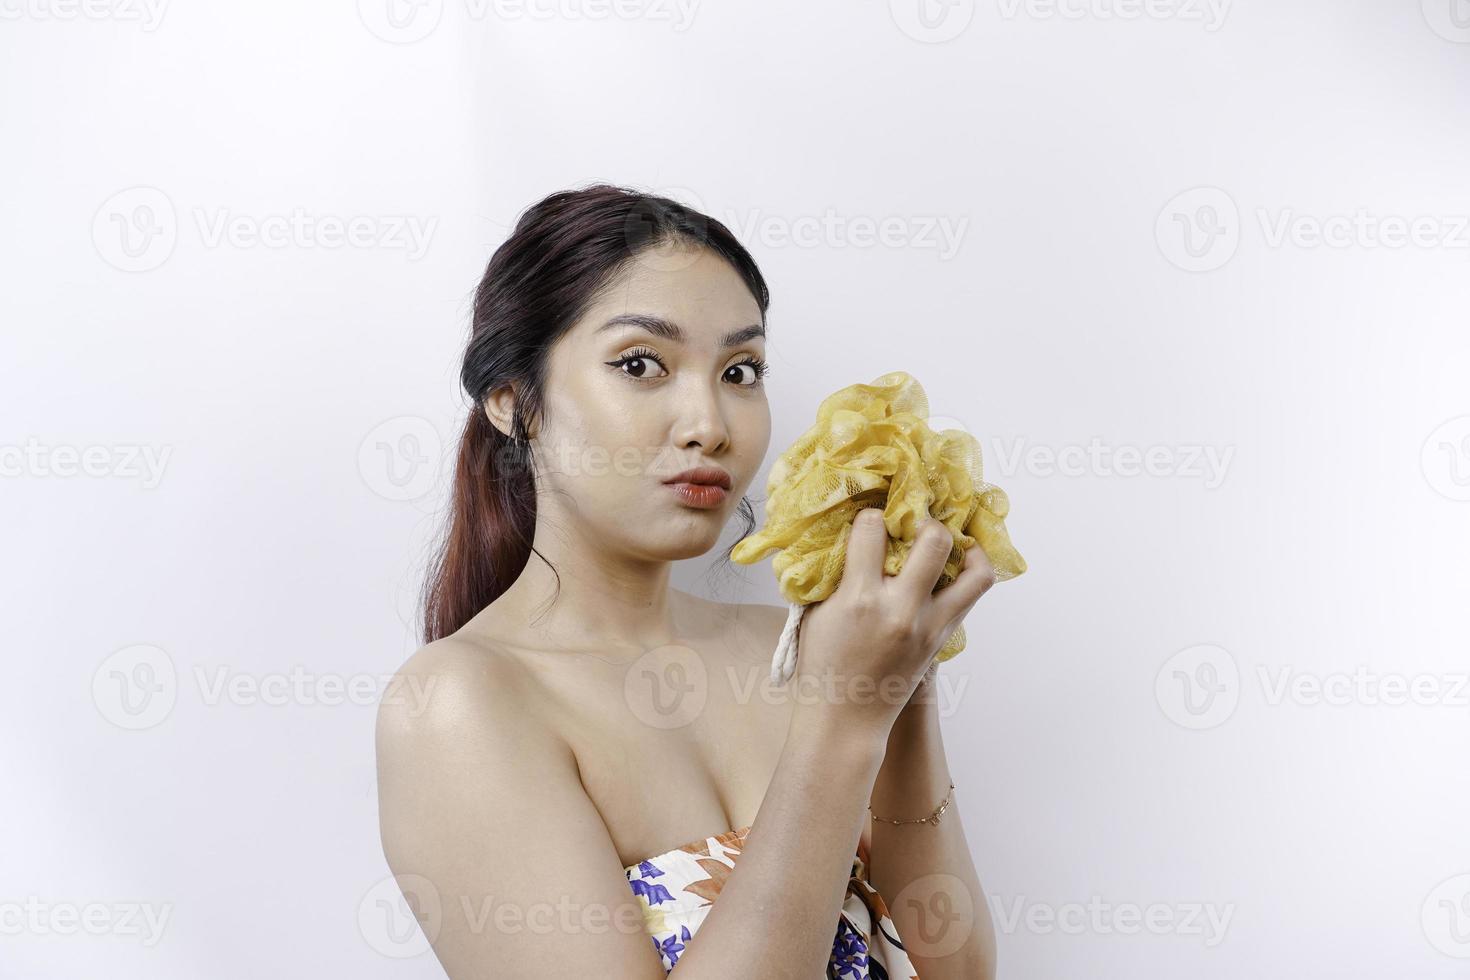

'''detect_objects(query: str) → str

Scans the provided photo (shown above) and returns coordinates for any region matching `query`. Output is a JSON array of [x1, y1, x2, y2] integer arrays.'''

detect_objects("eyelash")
[[606, 346, 770, 386]]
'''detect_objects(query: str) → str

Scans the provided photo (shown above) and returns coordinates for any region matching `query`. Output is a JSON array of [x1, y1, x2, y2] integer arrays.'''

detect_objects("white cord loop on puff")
[[770, 600, 805, 686]]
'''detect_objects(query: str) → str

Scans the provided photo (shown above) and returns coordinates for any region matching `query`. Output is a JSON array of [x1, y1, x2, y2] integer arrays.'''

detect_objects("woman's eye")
[[725, 359, 769, 386], [612, 353, 668, 379]]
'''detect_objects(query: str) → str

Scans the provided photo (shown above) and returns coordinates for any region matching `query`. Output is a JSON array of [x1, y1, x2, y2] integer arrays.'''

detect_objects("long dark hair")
[[421, 184, 770, 644]]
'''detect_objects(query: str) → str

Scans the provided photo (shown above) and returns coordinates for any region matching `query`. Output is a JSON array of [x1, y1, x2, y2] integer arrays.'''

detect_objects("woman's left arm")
[[866, 662, 998, 980]]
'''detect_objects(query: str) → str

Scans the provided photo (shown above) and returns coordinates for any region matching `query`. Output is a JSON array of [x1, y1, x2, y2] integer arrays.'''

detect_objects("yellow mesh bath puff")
[[731, 370, 1026, 686]]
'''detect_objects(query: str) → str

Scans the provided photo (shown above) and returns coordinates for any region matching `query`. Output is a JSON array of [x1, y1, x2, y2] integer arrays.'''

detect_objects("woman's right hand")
[[791, 508, 998, 739]]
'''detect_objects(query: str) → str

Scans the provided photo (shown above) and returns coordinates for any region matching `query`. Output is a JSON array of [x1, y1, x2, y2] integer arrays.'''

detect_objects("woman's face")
[[510, 241, 772, 561]]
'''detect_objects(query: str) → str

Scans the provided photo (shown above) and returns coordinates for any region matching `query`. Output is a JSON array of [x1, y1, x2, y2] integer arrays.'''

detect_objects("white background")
[[4, 1, 1470, 977]]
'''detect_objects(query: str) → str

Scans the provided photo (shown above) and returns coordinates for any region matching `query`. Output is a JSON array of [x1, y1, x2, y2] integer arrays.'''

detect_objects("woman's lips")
[[665, 482, 729, 508]]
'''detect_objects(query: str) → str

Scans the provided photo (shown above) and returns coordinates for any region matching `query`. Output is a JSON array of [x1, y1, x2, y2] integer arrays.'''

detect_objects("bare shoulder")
[[375, 633, 562, 760]]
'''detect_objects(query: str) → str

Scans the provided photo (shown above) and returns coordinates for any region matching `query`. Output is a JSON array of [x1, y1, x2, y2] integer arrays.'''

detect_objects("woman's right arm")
[[674, 512, 994, 977], [375, 512, 992, 977]]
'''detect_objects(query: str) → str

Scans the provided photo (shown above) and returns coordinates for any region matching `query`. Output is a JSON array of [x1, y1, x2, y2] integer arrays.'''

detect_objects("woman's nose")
[[673, 384, 730, 453]]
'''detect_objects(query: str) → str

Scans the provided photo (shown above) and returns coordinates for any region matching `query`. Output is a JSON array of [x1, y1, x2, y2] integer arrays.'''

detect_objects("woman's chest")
[[521, 642, 794, 868]]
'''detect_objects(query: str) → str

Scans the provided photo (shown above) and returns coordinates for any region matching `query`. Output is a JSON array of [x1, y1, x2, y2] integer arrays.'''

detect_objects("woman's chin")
[[636, 520, 726, 560]]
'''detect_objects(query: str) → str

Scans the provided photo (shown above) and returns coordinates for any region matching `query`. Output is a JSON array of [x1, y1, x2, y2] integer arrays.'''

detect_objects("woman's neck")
[[485, 521, 685, 654]]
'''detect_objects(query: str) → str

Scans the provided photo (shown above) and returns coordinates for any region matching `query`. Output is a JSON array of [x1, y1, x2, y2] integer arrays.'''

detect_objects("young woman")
[[375, 185, 1000, 978]]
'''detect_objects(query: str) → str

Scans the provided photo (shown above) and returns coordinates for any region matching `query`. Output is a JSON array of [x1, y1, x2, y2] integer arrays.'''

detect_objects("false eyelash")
[[623, 345, 664, 364], [732, 356, 771, 382], [606, 346, 668, 375]]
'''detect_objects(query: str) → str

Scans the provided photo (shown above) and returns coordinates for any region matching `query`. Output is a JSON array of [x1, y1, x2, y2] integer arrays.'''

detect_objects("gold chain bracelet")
[[868, 783, 955, 826]]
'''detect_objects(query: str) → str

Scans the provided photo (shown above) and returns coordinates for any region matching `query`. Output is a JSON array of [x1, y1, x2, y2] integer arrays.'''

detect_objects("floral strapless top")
[[623, 824, 920, 979]]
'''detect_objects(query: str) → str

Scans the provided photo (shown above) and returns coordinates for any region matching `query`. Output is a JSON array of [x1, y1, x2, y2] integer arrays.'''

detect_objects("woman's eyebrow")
[[597, 314, 765, 348]]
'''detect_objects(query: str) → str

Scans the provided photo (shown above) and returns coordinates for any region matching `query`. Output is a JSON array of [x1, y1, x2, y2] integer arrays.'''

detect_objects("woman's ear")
[[483, 383, 517, 439]]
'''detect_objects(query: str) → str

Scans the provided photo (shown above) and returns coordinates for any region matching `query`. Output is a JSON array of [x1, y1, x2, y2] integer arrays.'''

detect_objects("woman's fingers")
[[838, 508, 889, 593], [841, 514, 996, 640], [929, 538, 997, 629], [894, 518, 955, 604]]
